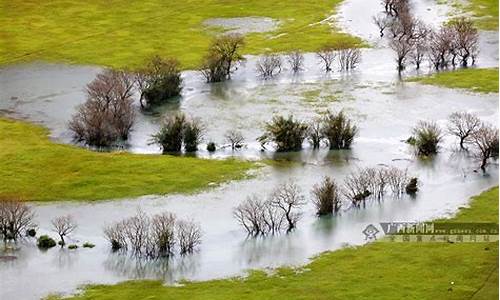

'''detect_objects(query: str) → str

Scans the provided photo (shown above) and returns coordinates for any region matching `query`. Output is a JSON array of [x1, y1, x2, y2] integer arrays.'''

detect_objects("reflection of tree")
[[236, 235, 301, 266], [53, 248, 79, 269], [103, 252, 200, 283]]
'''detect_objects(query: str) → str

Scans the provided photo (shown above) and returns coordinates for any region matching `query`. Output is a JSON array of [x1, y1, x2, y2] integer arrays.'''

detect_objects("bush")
[[82, 242, 95, 248], [68, 244, 78, 250], [206, 142, 216, 152], [321, 110, 358, 149], [258, 115, 309, 152], [199, 34, 245, 82], [26, 228, 37, 237], [405, 178, 418, 194], [139, 56, 182, 107], [152, 113, 187, 152], [311, 177, 341, 216], [183, 119, 204, 152], [411, 121, 443, 156], [37, 235, 56, 249]]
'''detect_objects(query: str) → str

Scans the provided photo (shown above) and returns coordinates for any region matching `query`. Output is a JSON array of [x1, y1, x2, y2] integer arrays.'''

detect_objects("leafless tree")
[[409, 39, 428, 69], [308, 118, 324, 149], [0, 199, 35, 242], [124, 209, 151, 256], [104, 220, 128, 251], [286, 50, 305, 73], [176, 220, 202, 255], [451, 18, 479, 66], [448, 112, 481, 150], [225, 129, 244, 150], [428, 28, 454, 69], [311, 177, 342, 216], [69, 69, 135, 146], [316, 46, 336, 72], [343, 168, 373, 207], [373, 14, 390, 37], [51, 215, 77, 247], [338, 47, 362, 70], [200, 34, 245, 82], [256, 54, 282, 78], [233, 195, 285, 237], [269, 182, 306, 232], [385, 167, 410, 196], [470, 124, 499, 172], [390, 38, 413, 71], [151, 212, 176, 257]]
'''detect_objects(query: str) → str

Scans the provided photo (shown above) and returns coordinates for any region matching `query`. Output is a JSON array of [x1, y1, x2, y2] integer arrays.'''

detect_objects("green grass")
[[408, 68, 499, 93], [0, 0, 362, 69], [0, 118, 255, 202], [49, 187, 499, 300], [467, 0, 499, 30]]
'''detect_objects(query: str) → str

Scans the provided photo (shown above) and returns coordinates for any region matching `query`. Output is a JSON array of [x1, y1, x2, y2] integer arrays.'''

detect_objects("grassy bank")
[[408, 68, 499, 93], [466, 0, 499, 30], [0, 0, 361, 69], [49, 187, 499, 299], [0, 118, 255, 202]]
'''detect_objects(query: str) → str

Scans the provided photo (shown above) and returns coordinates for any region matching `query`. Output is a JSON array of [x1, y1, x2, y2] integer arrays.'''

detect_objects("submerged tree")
[[410, 121, 443, 156], [200, 34, 245, 82], [176, 220, 202, 255], [258, 115, 309, 152], [269, 182, 306, 233], [225, 129, 245, 150], [470, 124, 499, 172], [316, 46, 336, 72], [447, 112, 481, 150], [311, 177, 341, 216], [256, 54, 282, 78], [51, 215, 77, 247], [0, 199, 35, 242], [152, 113, 187, 152], [286, 50, 305, 73], [135, 56, 182, 108]]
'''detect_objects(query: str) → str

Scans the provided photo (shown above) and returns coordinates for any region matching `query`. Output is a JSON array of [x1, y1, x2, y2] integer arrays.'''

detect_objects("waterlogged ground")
[[0, 1, 499, 299]]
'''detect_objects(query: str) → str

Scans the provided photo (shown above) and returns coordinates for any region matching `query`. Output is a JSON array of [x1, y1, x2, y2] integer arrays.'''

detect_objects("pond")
[[0, 0, 498, 299]]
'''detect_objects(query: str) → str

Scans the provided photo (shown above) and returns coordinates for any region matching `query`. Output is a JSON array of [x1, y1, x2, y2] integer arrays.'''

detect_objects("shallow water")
[[203, 17, 280, 35], [0, 0, 499, 299]]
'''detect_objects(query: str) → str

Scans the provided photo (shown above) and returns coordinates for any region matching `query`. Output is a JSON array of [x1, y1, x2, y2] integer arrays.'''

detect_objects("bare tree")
[[286, 50, 305, 73], [307, 118, 324, 149], [104, 220, 128, 251], [451, 18, 479, 66], [0, 199, 35, 242], [124, 209, 150, 256], [256, 54, 282, 78], [311, 177, 341, 216], [233, 195, 285, 237], [316, 46, 336, 72], [447, 112, 481, 150], [390, 38, 413, 71], [69, 69, 135, 146], [225, 129, 244, 150], [343, 168, 373, 206], [409, 39, 427, 69], [151, 212, 176, 257], [373, 14, 390, 37], [176, 220, 202, 255], [428, 28, 454, 69], [471, 124, 499, 172], [269, 182, 306, 232], [51, 215, 77, 247], [385, 167, 410, 196]]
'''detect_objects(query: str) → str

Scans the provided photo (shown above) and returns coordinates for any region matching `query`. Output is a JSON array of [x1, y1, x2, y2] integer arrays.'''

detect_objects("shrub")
[[183, 119, 204, 152], [405, 178, 418, 194], [68, 244, 78, 250], [82, 242, 95, 248], [152, 113, 187, 153], [37, 235, 56, 249], [200, 34, 245, 82], [26, 228, 37, 237], [321, 110, 358, 149], [138, 56, 182, 107], [206, 142, 216, 152], [411, 121, 443, 156], [258, 115, 309, 152], [311, 177, 341, 216]]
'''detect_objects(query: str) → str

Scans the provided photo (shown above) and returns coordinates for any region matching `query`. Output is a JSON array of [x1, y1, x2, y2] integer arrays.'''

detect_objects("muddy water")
[[0, 1, 499, 299]]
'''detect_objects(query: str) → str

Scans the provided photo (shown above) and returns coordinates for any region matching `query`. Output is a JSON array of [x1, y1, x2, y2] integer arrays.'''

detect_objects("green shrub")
[[206, 142, 216, 152], [258, 115, 309, 152], [321, 110, 358, 150], [411, 121, 443, 156], [152, 113, 186, 152], [68, 244, 78, 250], [141, 56, 182, 107], [82, 242, 95, 248], [183, 120, 204, 152], [26, 228, 37, 237], [37, 235, 56, 249]]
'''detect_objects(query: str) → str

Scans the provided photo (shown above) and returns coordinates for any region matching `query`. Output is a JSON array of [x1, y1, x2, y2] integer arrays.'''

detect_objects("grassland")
[[48, 187, 499, 300], [0, 118, 255, 202], [467, 0, 499, 30], [408, 68, 499, 93], [0, 0, 361, 69]]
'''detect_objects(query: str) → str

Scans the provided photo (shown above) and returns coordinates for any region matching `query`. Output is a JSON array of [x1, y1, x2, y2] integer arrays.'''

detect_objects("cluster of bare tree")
[[316, 43, 361, 72], [256, 54, 282, 79], [374, 0, 479, 71], [199, 34, 246, 82], [152, 112, 204, 152], [409, 113, 498, 171], [234, 182, 306, 236], [258, 111, 357, 152], [0, 199, 35, 242], [104, 210, 201, 258]]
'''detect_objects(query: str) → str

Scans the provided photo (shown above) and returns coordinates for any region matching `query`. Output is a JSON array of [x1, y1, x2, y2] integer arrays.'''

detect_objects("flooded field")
[[0, 0, 498, 299]]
